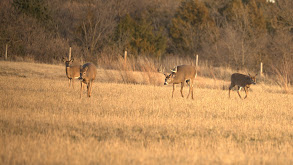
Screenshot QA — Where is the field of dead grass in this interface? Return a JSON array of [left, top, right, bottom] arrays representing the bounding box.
[[0, 61, 293, 164]]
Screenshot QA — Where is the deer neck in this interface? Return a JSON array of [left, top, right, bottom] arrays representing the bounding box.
[[66, 66, 71, 75]]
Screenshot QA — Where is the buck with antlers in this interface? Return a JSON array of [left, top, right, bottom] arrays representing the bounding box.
[[164, 65, 197, 99]]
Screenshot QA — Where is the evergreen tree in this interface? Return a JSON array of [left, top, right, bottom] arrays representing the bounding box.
[[114, 13, 166, 58], [170, 0, 218, 56]]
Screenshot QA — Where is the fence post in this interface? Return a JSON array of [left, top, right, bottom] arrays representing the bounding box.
[[124, 50, 127, 64], [196, 54, 198, 67], [5, 44, 8, 60], [68, 47, 72, 60], [260, 62, 263, 76]]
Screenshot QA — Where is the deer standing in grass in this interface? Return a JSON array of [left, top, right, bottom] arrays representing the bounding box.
[[229, 73, 257, 99], [164, 65, 197, 99], [79, 63, 97, 98], [62, 58, 81, 88]]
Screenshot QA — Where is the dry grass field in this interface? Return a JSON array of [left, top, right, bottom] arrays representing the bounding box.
[[0, 61, 293, 164]]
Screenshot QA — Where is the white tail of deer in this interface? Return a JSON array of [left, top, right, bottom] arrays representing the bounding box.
[[163, 65, 197, 99], [79, 63, 97, 98], [62, 58, 81, 88], [229, 73, 257, 99]]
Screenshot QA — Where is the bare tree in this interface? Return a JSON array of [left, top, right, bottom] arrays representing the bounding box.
[[267, 30, 292, 90], [75, 0, 118, 61]]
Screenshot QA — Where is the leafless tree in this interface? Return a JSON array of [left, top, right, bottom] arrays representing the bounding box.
[[75, 0, 118, 61]]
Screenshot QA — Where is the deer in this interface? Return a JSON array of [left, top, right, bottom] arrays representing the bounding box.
[[164, 65, 197, 99], [228, 73, 257, 99], [62, 57, 81, 88], [79, 63, 97, 98]]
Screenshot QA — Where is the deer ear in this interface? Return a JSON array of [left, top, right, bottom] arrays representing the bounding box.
[[70, 58, 74, 62], [84, 66, 89, 72], [171, 66, 177, 73], [255, 73, 258, 76], [62, 57, 66, 62], [248, 73, 251, 76]]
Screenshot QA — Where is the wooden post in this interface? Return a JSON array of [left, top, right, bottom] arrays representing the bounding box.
[[196, 54, 198, 67], [124, 50, 127, 64], [68, 47, 72, 60], [5, 44, 8, 60], [260, 62, 263, 76]]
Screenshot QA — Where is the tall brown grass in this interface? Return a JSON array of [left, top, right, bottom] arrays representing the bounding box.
[[97, 54, 290, 93], [0, 61, 293, 164]]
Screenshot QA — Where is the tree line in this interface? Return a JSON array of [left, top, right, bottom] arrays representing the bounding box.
[[0, 0, 292, 82]]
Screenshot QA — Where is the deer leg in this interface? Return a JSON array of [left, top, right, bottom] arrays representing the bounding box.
[[72, 78, 74, 89], [229, 84, 234, 98], [89, 81, 93, 97], [172, 84, 175, 98], [68, 79, 71, 87], [80, 81, 83, 98], [189, 86, 193, 99], [87, 82, 90, 97], [90, 81, 94, 96], [187, 80, 193, 99], [89, 81, 92, 97], [191, 80, 194, 99], [180, 82, 184, 98], [237, 86, 242, 99], [244, 87, 248, 99]]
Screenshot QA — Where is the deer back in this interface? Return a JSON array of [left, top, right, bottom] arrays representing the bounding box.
[[173, 65, 197, 83], [231, 73, 255, 87]]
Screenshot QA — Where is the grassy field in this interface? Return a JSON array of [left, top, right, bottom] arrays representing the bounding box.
[[0, 61, 293, 164]]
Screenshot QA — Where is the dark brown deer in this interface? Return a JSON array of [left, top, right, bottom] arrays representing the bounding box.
[[79, 63, 97, 98], [62, 58, 81, 88], [164, 65, 197, 99], [229, 73, 257, 99]]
